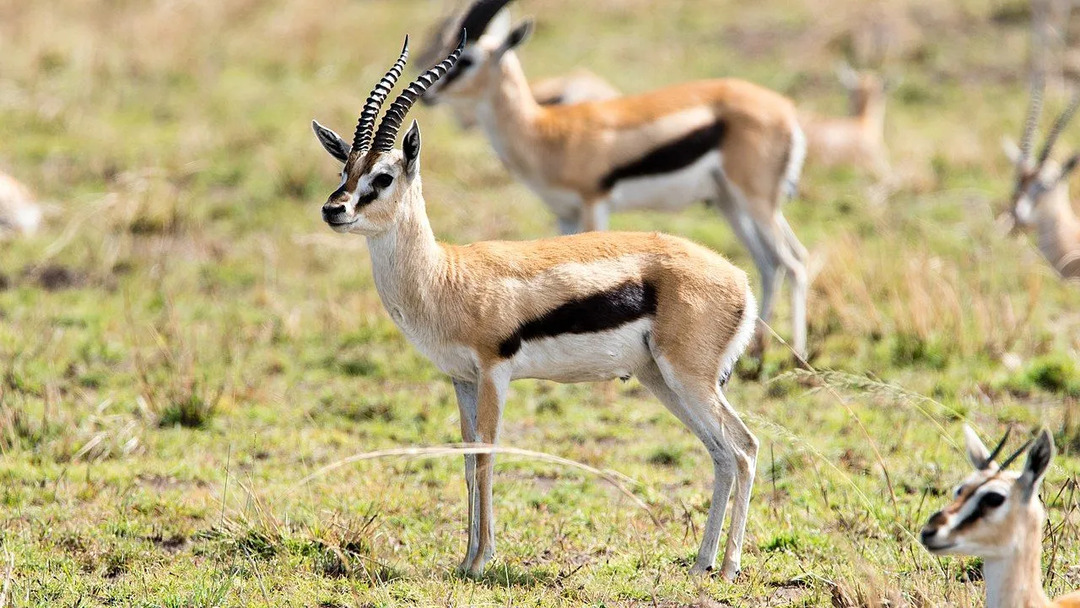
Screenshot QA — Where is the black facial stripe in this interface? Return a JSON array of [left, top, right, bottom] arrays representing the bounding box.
[[356, 189, 379, 208], [497, 280, 658, 358], [953, 482, 1005, 532], [599, 120, 726, 192]]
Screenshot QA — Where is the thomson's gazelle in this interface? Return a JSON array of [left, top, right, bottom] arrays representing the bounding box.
[[420, 0, 810, 357], [799, 64, 890, 179], [921, 426, 1080, 608], [311, 35, 761, 580], [416, 3, 619, 130], [1004, 76, 1080, 279]]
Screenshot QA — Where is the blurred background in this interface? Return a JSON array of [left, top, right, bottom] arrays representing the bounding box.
[[0, 0, 1078, 606]]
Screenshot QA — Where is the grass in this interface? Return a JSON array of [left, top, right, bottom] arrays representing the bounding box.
[[1, 0, 1079, 605]]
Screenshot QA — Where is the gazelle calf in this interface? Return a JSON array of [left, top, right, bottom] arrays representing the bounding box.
[[0, 171, 43, 237], [799, 64, 890, 179], [420, 0, 810, 358], [417, 3, 619, 129], [1004, 79, 1080, 279], [920, 426, 1080, 608], [311, 35, 761, 580]]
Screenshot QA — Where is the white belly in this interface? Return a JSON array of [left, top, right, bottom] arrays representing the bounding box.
[[509, 318, 653, 383], [608, 151, 722, 212]]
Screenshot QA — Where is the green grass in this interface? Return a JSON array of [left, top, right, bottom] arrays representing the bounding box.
[[1, 0, 1079, 605]]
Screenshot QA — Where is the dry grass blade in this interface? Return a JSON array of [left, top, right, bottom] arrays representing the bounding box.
[[0, 548, 13, 608], [761, 321, 898, 511], [295, 443, 661, 525]]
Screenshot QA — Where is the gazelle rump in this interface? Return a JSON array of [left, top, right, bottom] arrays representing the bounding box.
[[920, 426, 1080, 608], [311, 36, 762, 580], [416, 4, 619, 130], [799, 64, 890, 179], [420, 0, 810, 358], [1004, 75, 1080, 279]]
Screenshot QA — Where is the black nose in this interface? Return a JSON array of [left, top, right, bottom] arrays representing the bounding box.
[[920, 526, 935, 543], [322, 203, 346, 222]]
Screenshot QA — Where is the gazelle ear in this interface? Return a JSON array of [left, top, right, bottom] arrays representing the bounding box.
[[483, 7, 514, 41], [497, 19, 533, 56], [1059, 151, 1080, 181], [403, 120, 421, 175], [964, 425, 993, 470], [835, 62, 859, 89], [312, 120, 350, 164], [1002, 137, 1022, 165], [1019, 429, 1055, 501]]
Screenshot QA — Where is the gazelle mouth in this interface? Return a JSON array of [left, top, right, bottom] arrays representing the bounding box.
[[921, 541, 955, 554], [325, 219, 358, 230]]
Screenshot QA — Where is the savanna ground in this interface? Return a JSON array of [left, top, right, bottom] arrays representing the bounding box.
[[1, 0, 1080, 605]]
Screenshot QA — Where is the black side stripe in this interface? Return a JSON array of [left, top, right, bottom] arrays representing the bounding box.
[[536, 94, 564, 106], [498, 281, 658, 358], [599, 120, 725, 192]]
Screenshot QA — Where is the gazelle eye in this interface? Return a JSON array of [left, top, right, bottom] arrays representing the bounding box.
[[372, 173, 393, 189], [953, 485, 965, 498], [980, 492, 1006, 509], [457, 57, 474, 69]]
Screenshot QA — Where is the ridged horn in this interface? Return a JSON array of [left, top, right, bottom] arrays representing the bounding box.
[[1036, 87, 1080, 166], [1019, 71, 1045, 167], [353, 37, 410, 154], [999, 436, 1035, 470], [371, 32, 466, 153], [984, 427, 1012, 468]]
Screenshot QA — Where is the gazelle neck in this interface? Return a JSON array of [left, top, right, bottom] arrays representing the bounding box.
[[853, 91, 886, 141], [366, 179, 445, 320], [983, 515, 1050, 608], [1034, 184, 1080, 276], [476, 51, 543, 172]]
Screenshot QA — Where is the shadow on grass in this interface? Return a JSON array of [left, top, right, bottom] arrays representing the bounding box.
[[447, 562, 557, 589]]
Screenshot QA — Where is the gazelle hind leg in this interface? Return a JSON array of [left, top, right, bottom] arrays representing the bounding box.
[[710, 172, 783, 326], [753, 214, 808, 358], [635, 358, 737, 577], [452, 379, 481, 573], [713, 389, 759, 580]]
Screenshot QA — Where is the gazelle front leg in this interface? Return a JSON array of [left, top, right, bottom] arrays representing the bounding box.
[[465, 364, 511, 576], [452, 378, 481, 572], [581, 198, 611, 232]]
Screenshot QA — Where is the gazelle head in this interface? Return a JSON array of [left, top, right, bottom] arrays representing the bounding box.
[[920, 426, 1055, 559], [835, 63, 890, 118], [310, 35, 464, 236], [420, 0, 533, 106], [1003, 77, 1080, 228]]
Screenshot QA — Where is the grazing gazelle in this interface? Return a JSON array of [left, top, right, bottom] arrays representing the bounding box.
[[417, 3, 619, 129], [920, 426, 1080, 608], [311, 35, 761, 580], [1003, 77, 1080, 279], [0, 170, 43, 237], [420, 0, 810, 358], [799, 64, 890, 179]]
